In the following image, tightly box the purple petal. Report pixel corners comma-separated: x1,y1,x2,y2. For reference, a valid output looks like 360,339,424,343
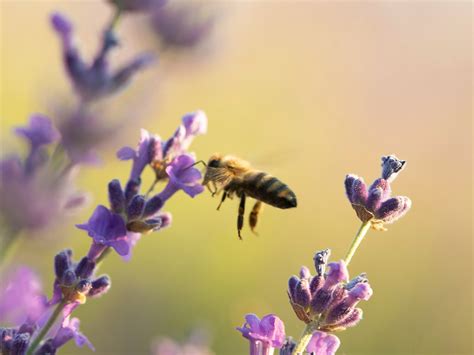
244,314,261,333
324,261,349,289
50,12,72,37
259,314,286,348
15,114,60,147
306,331,340,355
117,146,136,160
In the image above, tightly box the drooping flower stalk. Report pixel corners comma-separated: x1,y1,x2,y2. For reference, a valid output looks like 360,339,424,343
292,321,319,355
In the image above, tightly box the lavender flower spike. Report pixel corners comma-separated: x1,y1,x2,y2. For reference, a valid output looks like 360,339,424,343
344,154,411,231
306,331,340,355
237,314,286,354
51,12,153,101
76,205,129,258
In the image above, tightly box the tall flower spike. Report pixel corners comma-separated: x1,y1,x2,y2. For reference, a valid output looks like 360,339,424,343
51,12,153,102
344,154,411,231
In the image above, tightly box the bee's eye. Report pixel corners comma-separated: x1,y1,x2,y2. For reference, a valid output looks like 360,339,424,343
208,159,220,168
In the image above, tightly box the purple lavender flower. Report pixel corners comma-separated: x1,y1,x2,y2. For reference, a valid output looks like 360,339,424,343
237,314,286,354
0,267,46,325
14,114,60,149
76,205,129,258
117,129,161,181
345,155,411,231
149,2,215,50
118,111,207,182
51,12,153,102
0,115,85,233
306,331,340,355
287,249,372,332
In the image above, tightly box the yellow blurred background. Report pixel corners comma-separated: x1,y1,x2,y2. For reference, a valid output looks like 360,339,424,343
1,1,472,354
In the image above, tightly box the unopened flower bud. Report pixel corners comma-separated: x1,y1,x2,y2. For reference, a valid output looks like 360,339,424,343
75,257,96,279
108,179,125,214
299,266,311,279
127,195,145,220
11,332,30,355
313,249,330,276
61,269,77,287
294,279,311,309
75,279,92,294
345,273,368,290
142,195,164,218
88,276,111,298
54,249,72,279
124,178,141,202
381,155,406,183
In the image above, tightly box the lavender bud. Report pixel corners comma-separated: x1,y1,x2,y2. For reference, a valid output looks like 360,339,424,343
1,328,15,352
294,279,311,309
54,249,72,279
75,279,92,294
288,276,300,300
344,175,357,203
309,275,324,295
127,195,146,220
18,323,37,336
279,337,296,355
299,266,311,279
313,249,330,276
88,276,111,297
11,333,29,355
108,179,125,214
310,288,332,315
75,257,96,279
35,339,56,355
61,269,77,287
366,179,390,212
351,177,368,206
124,178,141,203
345,273,368,291
381,155,406,182
325,308,363,331
142,195,164,218
375,196,411,224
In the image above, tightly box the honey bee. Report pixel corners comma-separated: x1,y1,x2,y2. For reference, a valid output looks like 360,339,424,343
202,154,297,239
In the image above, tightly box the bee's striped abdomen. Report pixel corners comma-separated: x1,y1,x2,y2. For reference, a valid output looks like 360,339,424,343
242,171,297,209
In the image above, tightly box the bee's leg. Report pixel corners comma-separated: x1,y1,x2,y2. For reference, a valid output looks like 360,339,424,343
217,191,227,211
249,201,263,235
237,194,246,240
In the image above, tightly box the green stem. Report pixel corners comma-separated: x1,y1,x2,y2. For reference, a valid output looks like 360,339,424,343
0,227,21,270
109,3,123,31
343,221,371,266
145,178,159,198
96,247,112,265
293,321,318,354
27,300,67,355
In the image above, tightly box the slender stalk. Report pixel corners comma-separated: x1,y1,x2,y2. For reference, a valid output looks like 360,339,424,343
293,321,318,354
26,300,67,355
109,2,123,31
145,178,159,198
343,221,371,266
0,227,21,270
96,247,112,265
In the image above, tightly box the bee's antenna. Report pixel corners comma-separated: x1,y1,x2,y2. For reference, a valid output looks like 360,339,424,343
184,160,207,170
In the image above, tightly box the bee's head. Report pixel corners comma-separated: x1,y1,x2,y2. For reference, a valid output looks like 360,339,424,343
207,153,223,168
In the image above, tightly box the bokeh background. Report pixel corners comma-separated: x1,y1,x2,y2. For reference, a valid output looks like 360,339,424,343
1,1,472,354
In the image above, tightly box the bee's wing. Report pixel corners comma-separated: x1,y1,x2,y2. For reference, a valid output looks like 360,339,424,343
203,167,234,187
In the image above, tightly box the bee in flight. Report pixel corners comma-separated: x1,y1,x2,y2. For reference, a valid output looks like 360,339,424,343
201,154,297,239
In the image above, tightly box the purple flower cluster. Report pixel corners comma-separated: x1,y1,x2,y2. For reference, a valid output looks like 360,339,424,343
77,111,206,261
51,12,153,102
345,155,411,231
0,115,85,232
0,258,103,354
288,249,372,334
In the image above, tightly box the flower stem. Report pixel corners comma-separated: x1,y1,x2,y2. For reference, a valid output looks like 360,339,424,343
293,321,318,354
27,300,67,355
0,227,21,270
249,340,260,355
109,2,123,31
96,247,112,265
343,221,371,266
145,177,159,198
